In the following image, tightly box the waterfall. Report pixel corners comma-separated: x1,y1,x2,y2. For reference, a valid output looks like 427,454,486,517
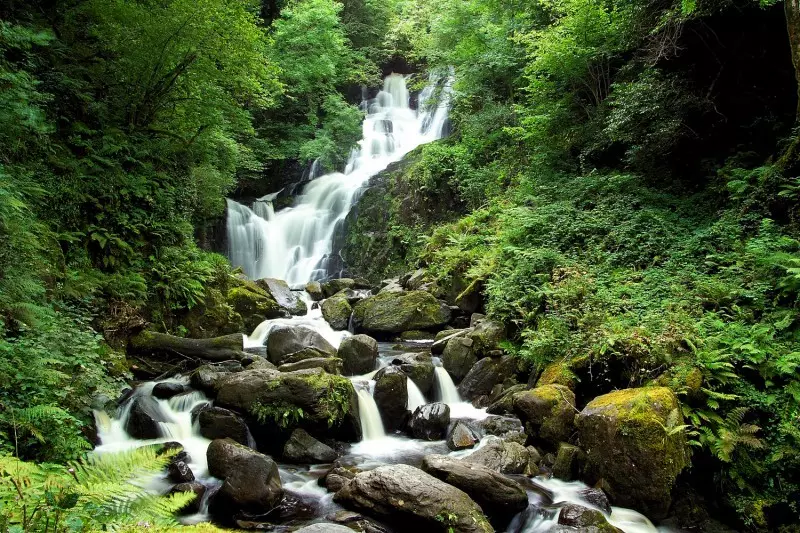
225,71,454,284
407,378,427,412
355,381,386,440
434,366,461,404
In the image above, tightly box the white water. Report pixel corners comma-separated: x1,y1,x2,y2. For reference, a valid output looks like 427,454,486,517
406,378,427,412
226,72,453,284
433,365,461,404
354,381,386,440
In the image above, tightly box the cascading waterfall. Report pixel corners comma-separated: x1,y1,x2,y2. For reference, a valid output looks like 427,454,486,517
406,378,427,412
434,365,461,404
225,71,453,285
354,381,386,440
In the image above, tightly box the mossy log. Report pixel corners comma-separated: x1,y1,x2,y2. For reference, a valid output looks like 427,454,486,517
129,331,247,362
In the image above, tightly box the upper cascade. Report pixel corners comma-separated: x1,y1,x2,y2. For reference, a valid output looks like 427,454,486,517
226,71,453,285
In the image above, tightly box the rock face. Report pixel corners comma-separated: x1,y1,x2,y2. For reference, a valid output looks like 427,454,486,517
408,403,450,440
513,384,576,449
215,368,361,441
125,395,169,439
392,352,435,396
207,438,283,518
447,421,480,451
458,355,517,401
198,406,253,446
283,429,338,463
257,278,306,315
464,439,532,475
373,366,408,430
575,387,689,519
352,291,451,335
338,334,378,375
442,336,477,383
421,455,528,520
266,325,337,365
322,293,353,330
334,464,493,533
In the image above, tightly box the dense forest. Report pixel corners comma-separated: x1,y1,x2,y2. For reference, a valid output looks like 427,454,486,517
1,0,800,531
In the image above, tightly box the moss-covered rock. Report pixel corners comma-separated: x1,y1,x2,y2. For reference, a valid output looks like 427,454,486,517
256,278,306,315
322,278,355,298
352,290,451,335
575,387,689,519
183,287,244,338
458,355,518,401
535,361,577,390
392,352,436,396
513,384,576,450
373,366,408,431
321,293,353,330
305,281,324,301
338,334,379,375
227,281,287,332
442,336,477,383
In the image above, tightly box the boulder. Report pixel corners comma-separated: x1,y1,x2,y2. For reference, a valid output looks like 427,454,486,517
575,387,689,519
432,329,468,355
283,429,338,463
469,319,505,354
487,384,527,415
513,384,576,449
191,361,245,393
198,407,253,446
334,464,493,533
152,382,186,399
464,439,530,475
447,421,480,451
442,336,477,383
266,325,337,365
535,361,577,390
227,282,287,331
422,454,528,520
322,278,356,298
392,352,435,396
215,368,361,441
352,291,451,335
169,481,207,514
378,280,404,293
408,403,450,441
278,357,343,374
479,416,524,438
257,278,306,316
338,334,379,375
322,294,353,330
167,460,194,483
403,268,427,290
305,281,324,301
125,395,169,439
578,488,612,514
557,503,623,532
458,356,517,401
552,443,584,481
373,366,408,431
207,438,283,517
294,524,354,533
324,466,358,493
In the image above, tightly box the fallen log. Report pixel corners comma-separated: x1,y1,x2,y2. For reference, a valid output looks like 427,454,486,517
129,331,248,362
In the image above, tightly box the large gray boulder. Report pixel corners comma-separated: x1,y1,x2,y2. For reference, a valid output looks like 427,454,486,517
266,325,337,365
458,355,517,401
392,352,435,396
207,438,283,518
373,366,408,431
198,406,253,446
322,293,353,330
305,281,324,301
257,278,306,315
338,334,378,375
333,464,493,533
283,428,337,463
352,291,451,335
442,336,477,383
464,439,533,475
421,454,528,520
408,403,450,441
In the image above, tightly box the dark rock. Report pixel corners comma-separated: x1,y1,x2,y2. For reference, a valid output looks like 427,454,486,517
458,355,517,401
408,402,450,440
404,268,427,290
278,357,343,374
447,421,480,451
480,415,524,437
333,464,493,532
392,352,435,396
168,460,195,483
125,395,168,439
352,291,452,335
339,334,379,375
227,281,288,331
422,454,528,520
324,466,358,493
487,384,527,415
283,429,338,463
169,481,206,514
558,503,622,532
552,443,584,481
513,384,576,450
373,366,408,431
152,382,186,399
266,325,337,365
198,406,253,446
191,361,245,393
442,336,477,383
464,439,531,475
431,329,468,355
207,438,283,518
579,488,612,514
322,294,353,330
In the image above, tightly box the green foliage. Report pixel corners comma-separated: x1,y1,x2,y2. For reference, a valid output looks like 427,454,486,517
251,401,305,429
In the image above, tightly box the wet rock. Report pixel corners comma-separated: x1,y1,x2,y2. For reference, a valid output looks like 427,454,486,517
352,290,452,335
422,454,528,520
408,402,451,440
552,443,584,481
392,352,435,395
207,438,283,519
447,421,480,450
557,503,622,532
306,281,324,301
487,384,527,415
513,384,576,449
322,278,356,298
169,481,206,514
283,428,338,463
431,328,468,355
266,324,337,365
198,406,253,446
334,464,493,533
227,281,288,331
278,357,343,374
168,460,195,483
294,524,355,533
578,488,612,514
576,387,689,519
442,336,477,383
324,466,358,493
125,395,169,439
256,278,306,316
464,439,530,475
152,382,186,399
322,293,353,330
339,334,379,375
480,415,524,437
191,361,245,393
458,355,517,401
373,366,408,431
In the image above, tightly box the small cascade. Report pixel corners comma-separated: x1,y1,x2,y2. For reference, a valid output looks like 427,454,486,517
433,366,461,404
406,378,427,412
354,381,386,440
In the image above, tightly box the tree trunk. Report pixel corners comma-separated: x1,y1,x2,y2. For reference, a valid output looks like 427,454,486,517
129,331,247,362
780,0,800,168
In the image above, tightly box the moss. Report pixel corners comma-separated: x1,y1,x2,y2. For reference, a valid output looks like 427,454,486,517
296,372,354,427
321,294,352,330
353,290,450,333
537,361,577,390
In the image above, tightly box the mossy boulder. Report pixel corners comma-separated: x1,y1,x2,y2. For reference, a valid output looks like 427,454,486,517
373,366,408,431
256,278,306,315
322,278,356,298
458,355,517,401
512,384,576,450
575,387,689,519
227,281,287,332
391,352,435,396
534,361,577,390
184,287,244,338
338,334,379,375
556,503,623,532
306,281,324,301
442,336,477,383
266,324,337,365
321,293,353,330
352,290,452,336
